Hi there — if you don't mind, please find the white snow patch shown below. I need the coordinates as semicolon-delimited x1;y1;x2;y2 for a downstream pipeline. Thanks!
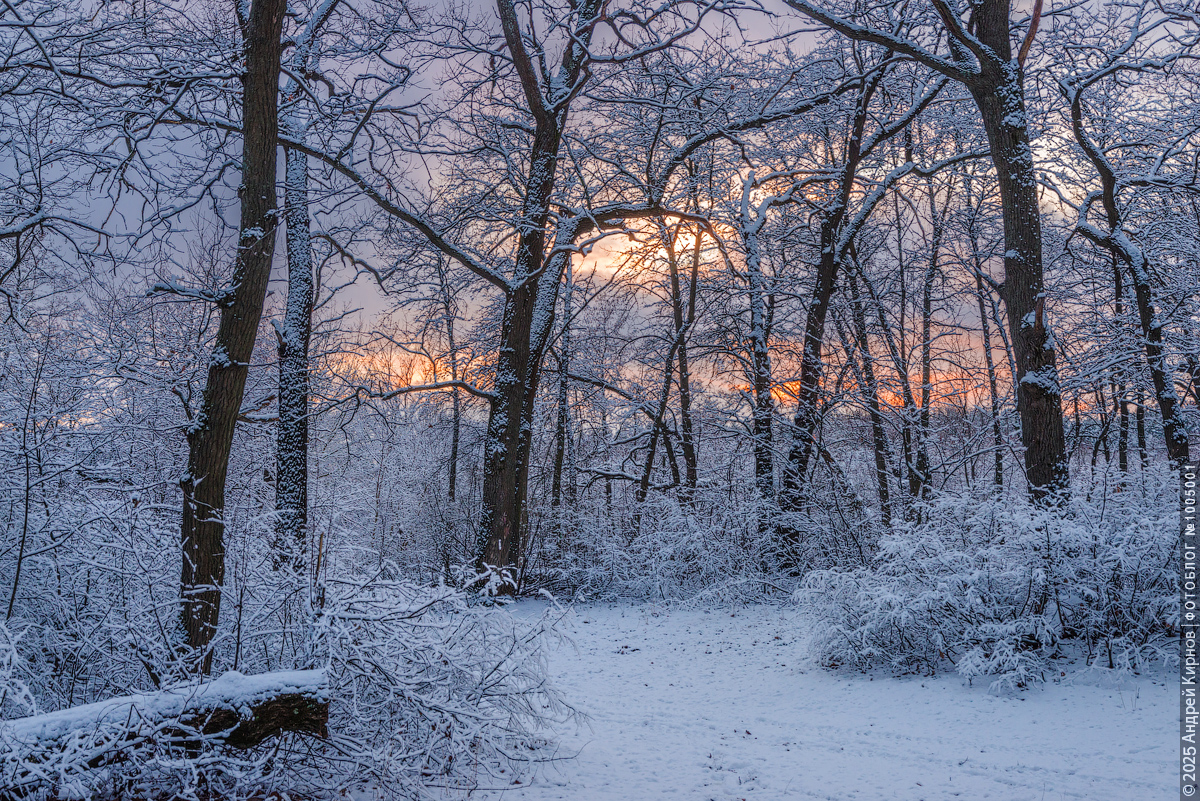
463;603;1173;800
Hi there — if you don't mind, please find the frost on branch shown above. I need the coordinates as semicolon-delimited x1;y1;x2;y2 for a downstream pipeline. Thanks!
0;580;570;799
1;669;329;798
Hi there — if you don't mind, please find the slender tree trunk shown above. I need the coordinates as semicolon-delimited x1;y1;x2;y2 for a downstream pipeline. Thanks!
274;144;313;571
1136;385;1148;468
1128;253;1188;466
1112;257;1128;475
551;266;573;539
782;220;839;517
914;175;951;500
637;339;682;505
744;226;776;511
973;264;1004;490
181;0;286;672
669;226;701;502
436;261;461;502
914;234;935;500
847;269;892;527
7;349;45;621
856;260;922;513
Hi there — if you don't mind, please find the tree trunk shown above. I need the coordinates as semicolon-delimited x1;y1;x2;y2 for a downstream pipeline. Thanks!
973;262;1004;490
914;228;935;500
180;0;286;673
274;144;313;572
1128;253;1188;466
1066;83;1189;468
744;225;776;512
669;224;701;502
636;338;683;505
551;265;573;541
782;219;839;518
479;282;541;577
970;74;1069;500
476;0;602;588
1136;385;1148;468
847;269;892;527
439;261;461;502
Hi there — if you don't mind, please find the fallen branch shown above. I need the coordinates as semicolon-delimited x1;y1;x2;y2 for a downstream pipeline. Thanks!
1;669;328;795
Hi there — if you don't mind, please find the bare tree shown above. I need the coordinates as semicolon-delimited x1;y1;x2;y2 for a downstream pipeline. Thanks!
179;0;287;672
785;0;1071;502
1050;1;1198;468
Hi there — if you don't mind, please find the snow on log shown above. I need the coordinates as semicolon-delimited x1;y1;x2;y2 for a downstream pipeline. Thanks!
1;669;328;793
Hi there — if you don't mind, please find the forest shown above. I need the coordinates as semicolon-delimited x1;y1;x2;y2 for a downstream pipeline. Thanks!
0;0;1195;797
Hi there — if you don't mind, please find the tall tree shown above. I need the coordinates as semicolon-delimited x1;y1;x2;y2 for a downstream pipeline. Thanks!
1052;2;1198;468
786;0;1072;502
179;0;287;672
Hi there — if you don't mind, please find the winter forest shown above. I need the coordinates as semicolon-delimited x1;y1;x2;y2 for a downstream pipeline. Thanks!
0;0;1195;797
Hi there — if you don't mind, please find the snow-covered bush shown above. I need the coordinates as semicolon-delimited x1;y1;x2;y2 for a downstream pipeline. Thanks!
522;485;875;603
310;578;570;796
0;577;569;799
797;473;1178;688
527;493;778;601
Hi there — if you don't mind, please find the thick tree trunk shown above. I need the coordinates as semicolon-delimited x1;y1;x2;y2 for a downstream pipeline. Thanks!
180;0;286;673
479;282;541;577
4;670;328;796
970;66;1069;501
476;0;602;588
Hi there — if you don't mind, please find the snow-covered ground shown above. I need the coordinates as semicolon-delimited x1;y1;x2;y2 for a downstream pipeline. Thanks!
463;602;1174;801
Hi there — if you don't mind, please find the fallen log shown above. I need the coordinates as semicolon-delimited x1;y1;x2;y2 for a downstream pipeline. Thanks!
1;669;328;796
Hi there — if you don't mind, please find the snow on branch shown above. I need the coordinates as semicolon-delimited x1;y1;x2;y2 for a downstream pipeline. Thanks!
1;670;328;796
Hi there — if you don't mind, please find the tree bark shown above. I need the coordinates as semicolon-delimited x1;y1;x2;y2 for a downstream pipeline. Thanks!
847;269;892;527
970;64;1069;500
274;145;313;571
180;0;286;672
668;223;701;502
476;0;603;587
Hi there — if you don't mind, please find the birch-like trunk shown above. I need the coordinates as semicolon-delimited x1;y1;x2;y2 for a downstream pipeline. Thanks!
744;226;776;511
274;141;313;571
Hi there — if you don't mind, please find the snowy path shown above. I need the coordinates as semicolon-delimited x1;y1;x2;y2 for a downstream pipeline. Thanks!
468;603;1174;801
